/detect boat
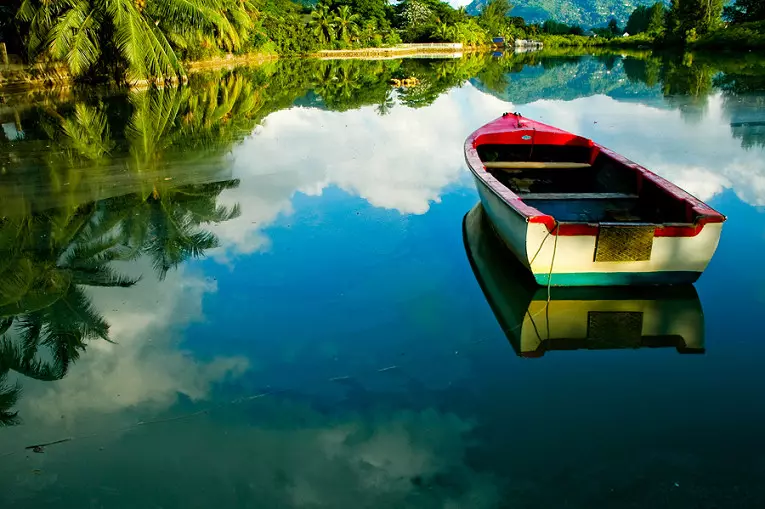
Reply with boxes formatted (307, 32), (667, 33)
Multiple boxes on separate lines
(464, 113), (726, 286)
(463, 204), (705, 357)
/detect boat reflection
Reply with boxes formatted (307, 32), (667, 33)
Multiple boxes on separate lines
(463, 203), (705, 357)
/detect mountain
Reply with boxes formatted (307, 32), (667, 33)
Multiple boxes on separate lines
(466, 1), (666, 27)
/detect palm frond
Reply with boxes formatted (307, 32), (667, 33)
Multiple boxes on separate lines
(47, 1), (102, 76)
(0, 337), (64, 381)
(61, 104), (114, 159)
(0, 372), (21, 427)
(68, 266), (141, 288)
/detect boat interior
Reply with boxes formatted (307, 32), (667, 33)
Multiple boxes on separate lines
(477, 144), (693, 224)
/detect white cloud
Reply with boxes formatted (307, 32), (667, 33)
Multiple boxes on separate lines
(210, 86), (508, 260)
(20, 258), (250, 424)
(446, 0), (475, 8)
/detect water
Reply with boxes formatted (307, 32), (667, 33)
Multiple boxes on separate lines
(1, 52), (764, 508)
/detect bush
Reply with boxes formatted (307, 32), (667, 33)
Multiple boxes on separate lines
(385, 31), (402, 46)
(694, 21), (765, 50)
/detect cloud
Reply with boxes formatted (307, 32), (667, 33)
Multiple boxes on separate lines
(19, 258), (249, 424)
(445, 0), (475, 7)
(210, 86), (507, 260)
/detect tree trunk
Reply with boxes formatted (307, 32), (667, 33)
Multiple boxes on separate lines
(0, 43), (8, 67)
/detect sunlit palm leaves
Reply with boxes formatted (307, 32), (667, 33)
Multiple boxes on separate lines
(16, 0), (254, 80)
(310, 3), (337, 44)
(334, 6), (361, 43)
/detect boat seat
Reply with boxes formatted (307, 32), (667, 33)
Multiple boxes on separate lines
(485, 162), (592, 170)
(520, 192), (639, 200)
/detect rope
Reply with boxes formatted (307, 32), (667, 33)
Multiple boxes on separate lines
(516, 221), (559, 345)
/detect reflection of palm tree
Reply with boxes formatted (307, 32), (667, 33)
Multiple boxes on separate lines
(0, 369), (21, 427)
(376, 89), (396, 116)
(113, 180), (241, 280)
(313, 62), (363, 108)
(0, 71), (252, 426)
(1, 204), (140, 375)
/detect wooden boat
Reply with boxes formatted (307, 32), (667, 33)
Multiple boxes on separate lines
(464, 113), (726, 286)
(463, 204), (705, 357)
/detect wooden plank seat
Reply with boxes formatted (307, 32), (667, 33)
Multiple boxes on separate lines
(484, 161), (593, 170)
(519, 192), (639, 200)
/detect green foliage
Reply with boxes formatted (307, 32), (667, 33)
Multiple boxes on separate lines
(724, 0), (765, 23)
(626, 3), (666, 35)
(608, 17), (622, 35)
(694, 20), (765, 49)
(479, 0), (512, 36)
(14, 0), (256, 81)
(666, 0), (725, 43)
(542, 20), (583, 35)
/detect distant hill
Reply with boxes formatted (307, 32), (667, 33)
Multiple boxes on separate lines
(466, 0), (667, 27)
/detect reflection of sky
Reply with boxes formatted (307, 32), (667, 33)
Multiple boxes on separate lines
(3, 74), (765, 508)
(212, 84), (764, 261)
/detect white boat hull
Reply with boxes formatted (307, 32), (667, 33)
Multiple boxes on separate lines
(473, 175), (723, 286)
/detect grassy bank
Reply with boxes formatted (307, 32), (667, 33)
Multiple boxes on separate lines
(693, 21), (765, 50)
(539, 33), (657, 49)
(540, 22), (765, 52)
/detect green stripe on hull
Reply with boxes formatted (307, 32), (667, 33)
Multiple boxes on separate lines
(534, 271), (702, 287)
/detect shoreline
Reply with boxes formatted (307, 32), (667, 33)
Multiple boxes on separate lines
(0, 44), (474, 92)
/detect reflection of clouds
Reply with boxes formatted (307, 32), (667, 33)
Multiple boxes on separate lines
(22, 259), (249, 422)
(4, 404), (499, 508)
(211, 88), (508, 258)
(211, 88), (765, 261)
(523, 94), (765, 205)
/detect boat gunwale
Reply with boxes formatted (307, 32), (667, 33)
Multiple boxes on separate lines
(464, 114), (727, 238)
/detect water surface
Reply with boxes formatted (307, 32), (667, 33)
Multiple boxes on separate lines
(1, 52), (764, 508)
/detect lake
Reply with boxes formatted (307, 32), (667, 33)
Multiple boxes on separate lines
(1, 51), (764, 508)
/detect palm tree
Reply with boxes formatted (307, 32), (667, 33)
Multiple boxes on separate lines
(310, 3), (336, 45)
(434, 23), (457, 42)
(334, 5), (361, 43)
(16, 0), (254, 81)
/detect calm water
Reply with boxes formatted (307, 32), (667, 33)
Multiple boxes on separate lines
(1, 52), (764, 508)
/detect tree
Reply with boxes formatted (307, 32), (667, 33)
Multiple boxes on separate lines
(647, 2), (667, 34)
(667, 0), (725, 40)
(330, 0), (392, 28)
(15, 0), (254, 81)
(479, 0), (512, 36)
(724, 0), (765, 23)
(608, 17), (622, 35)
(626, 6), (651, 34)
(334, 5), (361, 42)
(434, 23), (457, 42)
(311, 2), (337, 44)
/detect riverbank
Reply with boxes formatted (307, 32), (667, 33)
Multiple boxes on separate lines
(540, 21), (765, 51)
(1, 44), (477, 92)
(315, 43), (466, 60)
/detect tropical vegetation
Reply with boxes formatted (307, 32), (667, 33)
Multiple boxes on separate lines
(2, 0), (765, 84)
